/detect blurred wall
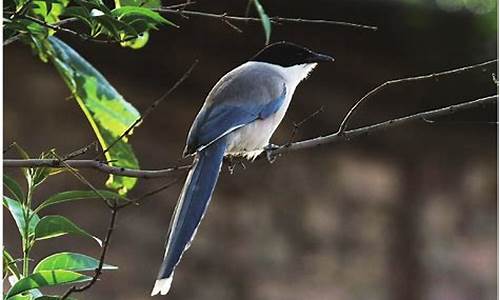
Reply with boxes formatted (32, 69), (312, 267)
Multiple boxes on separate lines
(4, 0), (497, 299)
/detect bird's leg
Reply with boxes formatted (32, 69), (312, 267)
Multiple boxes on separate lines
(226, 156), (236, 175)
(263, 143), (280, 164)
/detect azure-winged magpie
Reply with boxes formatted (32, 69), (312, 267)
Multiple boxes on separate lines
(152, 41), (334, 296)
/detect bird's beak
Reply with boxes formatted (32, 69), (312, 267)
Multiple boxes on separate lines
(308, 52), (335, 63)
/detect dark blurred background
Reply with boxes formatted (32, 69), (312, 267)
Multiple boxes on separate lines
(4, 0), (498, 299)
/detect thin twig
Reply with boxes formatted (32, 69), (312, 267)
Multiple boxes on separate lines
(5, 94), (497, 174)
(100, 60), (199, 158)
(61, 141), (98, 161)
(19, 15), (142, 44)
(50, 151), (113, 207)
(337, 59), (498, 133)
(287, 106), (324, 144)
(117, 178), (180, 209)
(60, 203), (119, 300)
(155, 8), (378, 31)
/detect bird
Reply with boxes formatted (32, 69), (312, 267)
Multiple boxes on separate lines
(151, 41), (334, 296)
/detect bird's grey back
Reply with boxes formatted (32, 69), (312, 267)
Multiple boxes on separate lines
(184, 62), (286, 155)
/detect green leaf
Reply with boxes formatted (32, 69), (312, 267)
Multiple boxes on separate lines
(112, 6), (177, 28)
(115, 0), (160, 9)
(34, 215), (102, 246)
(120, 31), (149, 49)
(34, 252), (117, 272)
(31, 150), (65, 189)
(3, 249), (21, 280)
(31, 0), (69, 25)
(4, 175), (25, 203)
(45, 37), (140, 194)
(5, 270), (91, 298)
(6, 294), (33, 300)
(35, 190), (126, 212)
(253, 0), (271, 45)
(11, 143), (32, 182)
(62, 6), (94, 29)
(3, 196), (40, 240)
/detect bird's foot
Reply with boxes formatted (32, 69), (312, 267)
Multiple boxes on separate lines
(263, 144), (280, 164)
(226, 156), (246, 174)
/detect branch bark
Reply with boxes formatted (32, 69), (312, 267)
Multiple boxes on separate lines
(4, 94), (497, 176)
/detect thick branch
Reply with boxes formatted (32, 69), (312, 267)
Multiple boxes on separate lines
(4, 94), (496, 176)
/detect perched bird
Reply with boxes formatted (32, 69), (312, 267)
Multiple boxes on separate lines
(151, 41), (334, 296)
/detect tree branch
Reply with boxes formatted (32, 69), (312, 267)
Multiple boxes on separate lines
(156, 7), (378, 31)
(60, 202), (119, 300)
(273, 94), (497, 155)
(5, 94), (496, 175)
(3, 159), (192, 178)
(337, 59), (498, 133)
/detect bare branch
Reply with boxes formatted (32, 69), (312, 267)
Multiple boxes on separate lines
(5, 95), (496, 175)
(272, 94), (497, 155)
(60, 202), (119, 300)
(155, 7), (378, 31)
(337, 59), (498, 133)
(3, 159), (192, 178)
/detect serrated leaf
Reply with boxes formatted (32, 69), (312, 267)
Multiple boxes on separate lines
(4, 175), (25, 203)
(35, 190), (126, 212)
(5, 270), (91, 298)
(44, 37), (140, 195)
(34, 252), (117, 272)
(34, 215), (102, 246)
(3, 196), (40, 240)
(253, 0), (271, 45)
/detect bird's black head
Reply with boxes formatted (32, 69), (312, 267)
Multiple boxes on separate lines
(250, 41), (334, 67)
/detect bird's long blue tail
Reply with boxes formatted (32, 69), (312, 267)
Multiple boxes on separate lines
(151, 139), (227, 296)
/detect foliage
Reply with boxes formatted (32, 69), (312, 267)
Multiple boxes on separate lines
(3, 0), (272, 297)
(3, 149), (124, 299)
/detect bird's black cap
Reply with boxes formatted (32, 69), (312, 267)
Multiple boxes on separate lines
(250, 41), (334, 67)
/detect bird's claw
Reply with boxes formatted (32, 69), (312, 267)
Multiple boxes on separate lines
(264, 144), (280, 164)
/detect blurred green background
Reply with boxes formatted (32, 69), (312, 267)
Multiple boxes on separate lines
(4, 0), (497, 299)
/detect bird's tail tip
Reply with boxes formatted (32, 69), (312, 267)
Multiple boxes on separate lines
(151, 277), (173, 296)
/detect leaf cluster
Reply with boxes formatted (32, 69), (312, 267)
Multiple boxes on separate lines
(3, 146), (126, 300)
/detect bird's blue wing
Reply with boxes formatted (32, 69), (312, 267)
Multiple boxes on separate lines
(185, 83), (286, 155)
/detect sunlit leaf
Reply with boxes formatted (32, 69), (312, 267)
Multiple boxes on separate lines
(34, 252), (117, 272)
(5, 270), (91, 298)
(120, 31), (149, 49)
(112, 6), (177, 28)
(3, 196), (40, 240)
(44, 37), (140, 194)
(115, 0), (160, 9)
(31, 0), (69, 25)
(34, 215), (102, 246)
(253, 0), (271, 45)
